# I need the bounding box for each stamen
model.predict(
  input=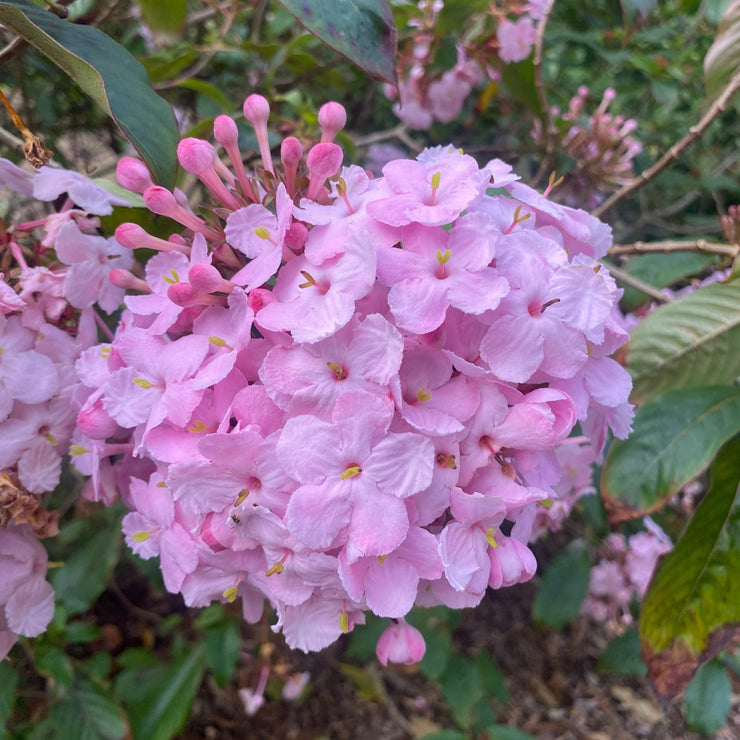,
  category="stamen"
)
[340,465,361,480]
[416,387,432,402]
[485,528,499,548]
[327,361,348,380]
[429,170,441,205]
